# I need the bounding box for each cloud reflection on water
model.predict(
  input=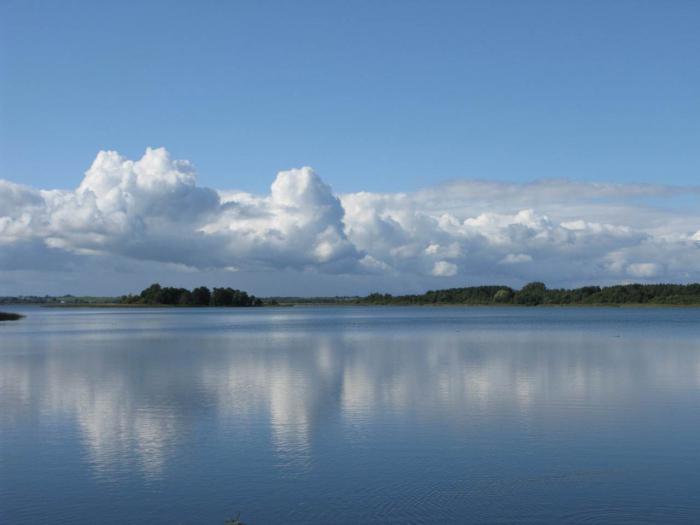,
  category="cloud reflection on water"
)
[2,312,700,482]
